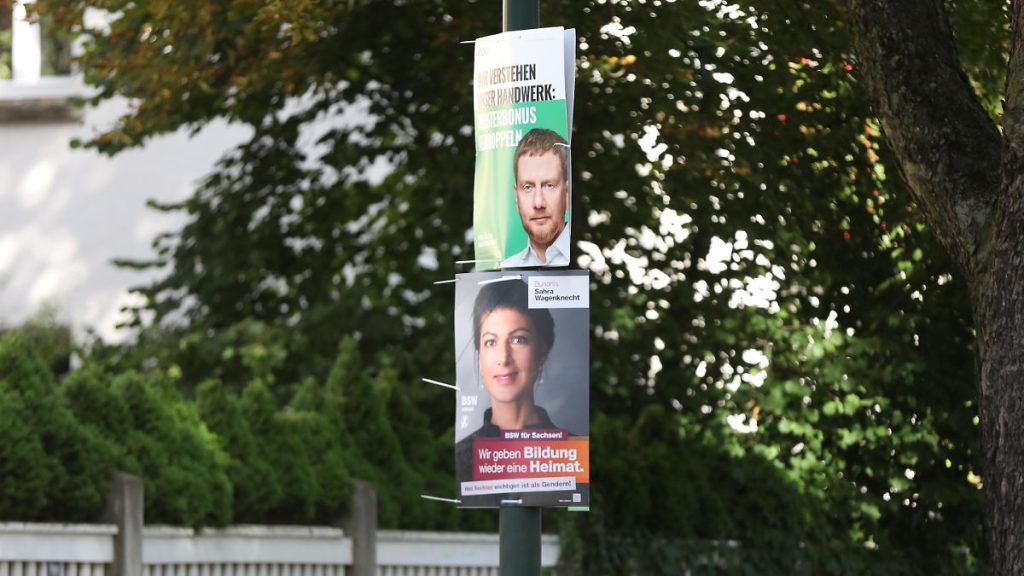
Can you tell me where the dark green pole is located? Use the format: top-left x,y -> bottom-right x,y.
499,1 -> 541,575
503,0 -> 538,32
500,503 -> 542,575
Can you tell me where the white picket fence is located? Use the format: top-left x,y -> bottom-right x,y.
0,524 -> 559,576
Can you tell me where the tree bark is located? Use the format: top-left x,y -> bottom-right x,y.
849,0 -> 1024,572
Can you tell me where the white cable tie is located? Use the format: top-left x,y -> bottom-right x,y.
459,40 -> 476,44
421,495 -> 462,504
500,499 -> 524,505
456,258 -> 501,265
478,274 -> 523,286
422,378 -> 459,391
433,279 -> 457,285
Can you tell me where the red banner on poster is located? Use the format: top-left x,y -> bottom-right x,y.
470,437 -> 590,483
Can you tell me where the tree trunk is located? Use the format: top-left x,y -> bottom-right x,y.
976,194 -> 1024,573
849,0 -> 1024,572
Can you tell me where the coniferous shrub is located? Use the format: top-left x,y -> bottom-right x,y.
0,331 -> 466,530
240,379 -> 320,523
62,367 -> 133,439
370,362 -> 431,528
326,337 -> 418,527
196,378 -> 283,523
289,372 -> 359,525
0,333 -> 119,521
0,389 -> 51,519
113,372 -> 232,527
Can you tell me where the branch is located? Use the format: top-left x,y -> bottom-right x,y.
847,0 -> 1001,280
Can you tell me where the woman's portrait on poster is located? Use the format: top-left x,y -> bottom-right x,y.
453,272 -> 589,507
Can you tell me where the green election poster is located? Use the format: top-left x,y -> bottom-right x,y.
473,27 -> 576,270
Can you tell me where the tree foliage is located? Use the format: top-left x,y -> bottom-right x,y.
6,0 -> 1007,572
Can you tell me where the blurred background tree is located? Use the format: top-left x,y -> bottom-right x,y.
0,0 -> 1004,572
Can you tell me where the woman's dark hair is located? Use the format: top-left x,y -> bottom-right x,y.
472,279 -> 555,353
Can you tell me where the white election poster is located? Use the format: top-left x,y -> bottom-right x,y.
472,27 -> 576,270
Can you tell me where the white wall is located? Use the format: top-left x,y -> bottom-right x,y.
0,98 -> 250,340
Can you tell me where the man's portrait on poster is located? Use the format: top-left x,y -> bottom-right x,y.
502,128 -> 571,268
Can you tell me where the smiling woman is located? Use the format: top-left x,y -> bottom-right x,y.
472,278 -> 554,428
